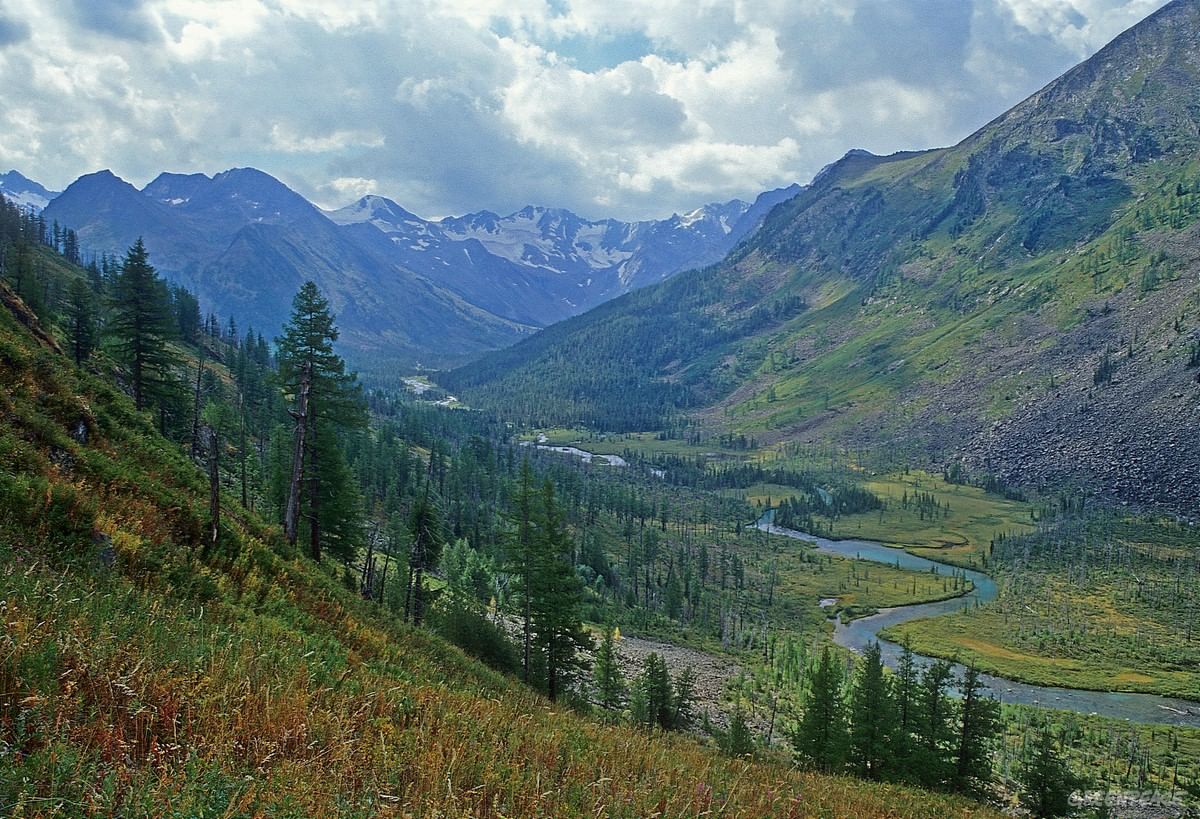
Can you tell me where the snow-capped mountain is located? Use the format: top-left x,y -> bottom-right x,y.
0,170 -> 60,212
36,164 -> 800,366
328,184 -> 800,325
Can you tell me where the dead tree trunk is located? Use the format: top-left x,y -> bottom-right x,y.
190,347 -> 206,461
283,361 -> 312,546
308,411 -> 321,562
206,423 -> 220,555
239,391 -> 248,509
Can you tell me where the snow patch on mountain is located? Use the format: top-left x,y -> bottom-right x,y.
0,170 -> 60,212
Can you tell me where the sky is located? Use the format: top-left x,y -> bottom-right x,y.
0,0 -> 1173,221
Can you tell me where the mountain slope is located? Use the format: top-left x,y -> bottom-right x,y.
41,166 -> 798,369
443,0 -> 1200,511
45,169 -> 532,368
0,170 -> 59,211
0,262 -> 990,817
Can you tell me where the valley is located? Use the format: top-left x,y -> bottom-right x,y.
3,1 -> 1200,816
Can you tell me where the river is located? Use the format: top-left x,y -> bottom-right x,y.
757,515 -> 1200,728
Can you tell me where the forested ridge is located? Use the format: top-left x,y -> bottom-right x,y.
2,192 -> 1019,815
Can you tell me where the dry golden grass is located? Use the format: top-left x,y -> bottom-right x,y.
0,301 -> 997,818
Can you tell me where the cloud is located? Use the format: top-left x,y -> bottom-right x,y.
320,176 -> 379,204
270,125 -> 385,154
0,0 -> 1173,221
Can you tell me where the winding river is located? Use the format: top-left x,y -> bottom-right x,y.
757,515 -> 1200,728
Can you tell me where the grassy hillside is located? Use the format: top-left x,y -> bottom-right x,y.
0,279 -> 996,816
443,0 -> 1200,511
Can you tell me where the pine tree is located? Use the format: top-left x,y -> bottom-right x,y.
405,485 -> 445,627
723,704 -> 755,757
632,653 -> 674,729
893,642 -> 917,723
275,281 -> 365,559
793,646 -> 847,772
953,663 -> 1001,795
892,640 -> 919,769
507,459 -> 538,683
848,642 -> 897,780
671,666 -> 696,730
529,479 -> 590,701
1019,728 -> 1084,818
107,238 -> 179,412
63,276 -> 96,366
913,659 -> 957,789
593,625 -> 626,711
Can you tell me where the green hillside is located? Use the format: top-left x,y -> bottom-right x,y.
443,0 -> 1200,511
0,240 -> 1002,816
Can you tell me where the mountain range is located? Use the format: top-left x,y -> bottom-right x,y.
1,164 -> 797,369
0,169 -> 59,211
443,0 -> 1200,512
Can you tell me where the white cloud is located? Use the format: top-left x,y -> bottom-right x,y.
0,0 -> 1173,221
992,0 -> 1165,54
320,175 -> 379,204
270,124 -> 385,154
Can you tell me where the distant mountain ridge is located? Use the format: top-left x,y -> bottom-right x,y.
443,0 -> 1200,512
327,185 -> 799,326
19,166 -> 798,366
0,170 -> 59,211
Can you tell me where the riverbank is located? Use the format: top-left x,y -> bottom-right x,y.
759,520 -> 1200,728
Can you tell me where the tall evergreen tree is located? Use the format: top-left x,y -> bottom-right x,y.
1019,728 -> 1084,818
275,281 -> 365,559
848,641 -> 897,780
723,704 -> 755,757
405,485 -> 445,627
793,646 -> 848,772
913,659 -> 957,789
529,479 -> 590,701
953,664 -> 1001,795
507,459 -> 538,683
632,653 -> 674,729
593,625 -> 626,711
63,276 -> 97,366
107,238 -> 180,413
891,640 -> 920,768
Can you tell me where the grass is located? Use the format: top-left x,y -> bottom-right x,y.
0,285 -> 996,817
998,704 -> 1200,802
880,568 -> 1200,700
824,471 -> 1035,568
528,427 -> 750,459
767,533 -> 974,626
879,514 -> 1200,700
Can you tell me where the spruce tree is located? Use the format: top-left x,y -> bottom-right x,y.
275,281 -> 365,559
63,276 -> 96,366
593,625 -> 626,711
953,663 -> 1001,795
507,459 -> 538,683
1019,728 -> 1084,818
913,659 -> 957,789
107,238 -> 179,412
529,479 -> 590,701
848,641 -> 897,780
723,704 -> 755,757
633,653 -> 674,729
671,666 -> 696,730
793,646 -> 848,772
891,640 -> 919,768
405,485 -> 445,627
